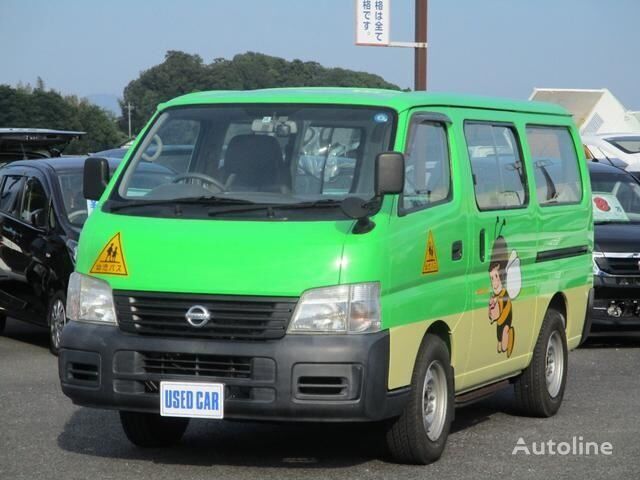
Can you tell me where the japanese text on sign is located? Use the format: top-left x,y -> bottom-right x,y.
356,0 -> 390,46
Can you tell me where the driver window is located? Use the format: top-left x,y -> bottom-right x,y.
402,121 -> 451,211
20,178 -> 47,225
295,126 -> 362,195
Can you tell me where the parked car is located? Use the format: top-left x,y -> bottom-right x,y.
589,161 -> 640,335
0,128 -> 84,165
59,88 -> 592,464
583,133 -> 640,179
0,155 -> 174,353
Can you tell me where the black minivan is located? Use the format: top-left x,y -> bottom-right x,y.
0,156 -> 174,353
0,157 -> 118,353
589,161 -> 640,335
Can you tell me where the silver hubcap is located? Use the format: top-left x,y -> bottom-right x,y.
545,331 -> 564,398
422,360 -> 448,441
50,299 -> 66,350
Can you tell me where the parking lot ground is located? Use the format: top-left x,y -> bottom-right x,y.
1,318 -> 639,480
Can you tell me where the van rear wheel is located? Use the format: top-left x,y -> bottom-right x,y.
386,334 -> 454,464
119,411 -> 189,447
513,309 -> 568,417
0,314 -> 5,335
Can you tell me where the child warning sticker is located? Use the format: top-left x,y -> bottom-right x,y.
89,232 -> 128,276
422,230 -> 439,274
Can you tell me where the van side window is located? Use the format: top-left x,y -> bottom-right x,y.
464,123 -> 527,210
0,175 -> 25,215
401,122 -> 450,211
526,126 -> 582,205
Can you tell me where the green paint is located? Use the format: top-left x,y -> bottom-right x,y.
80,87 -> 591,354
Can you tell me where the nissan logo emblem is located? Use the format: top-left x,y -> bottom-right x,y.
185,305 -> 211,328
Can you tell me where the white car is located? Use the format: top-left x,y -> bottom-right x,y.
583,133 -> 640,178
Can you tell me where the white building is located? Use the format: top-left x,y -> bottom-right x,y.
529,88 -> 640,135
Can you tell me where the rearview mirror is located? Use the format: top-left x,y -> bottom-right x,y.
374,152 -> 405,196
84,157 -> 111,201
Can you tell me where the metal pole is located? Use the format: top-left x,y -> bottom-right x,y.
126,103 -> 134,139
414,0 -> 428,91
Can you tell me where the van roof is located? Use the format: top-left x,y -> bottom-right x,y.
161,87 -> 570,117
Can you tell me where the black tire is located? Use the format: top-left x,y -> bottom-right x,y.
513,308 -> 568,417
48,291 -> 67,356
119,411 -> 189,447
0,314 -> 5,335
386,334 -> 454,465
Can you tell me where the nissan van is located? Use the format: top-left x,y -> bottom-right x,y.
58,88 -> 593,464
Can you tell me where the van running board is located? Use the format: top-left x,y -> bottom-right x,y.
454,379 -> 511,408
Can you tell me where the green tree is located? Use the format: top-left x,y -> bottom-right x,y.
0,84 -> 126,154
120,51 -> 400,134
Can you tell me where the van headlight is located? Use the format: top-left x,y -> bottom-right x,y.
66,272 -> 117,325
288,282 -> 381,334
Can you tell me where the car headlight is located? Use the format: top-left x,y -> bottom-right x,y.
288,282 -> 381,334
66,272 -> 117,325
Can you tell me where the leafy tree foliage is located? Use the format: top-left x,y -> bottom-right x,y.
0,83 -> 126,154
121,51 -> 401,134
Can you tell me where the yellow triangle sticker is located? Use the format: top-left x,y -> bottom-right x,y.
422,230 -> 439,274
89,232 -> 128,276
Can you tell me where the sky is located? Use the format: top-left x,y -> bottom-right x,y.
1,0 -> 638,113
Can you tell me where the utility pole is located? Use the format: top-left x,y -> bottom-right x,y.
414,0 -> 428,90
125,103 -> 135,139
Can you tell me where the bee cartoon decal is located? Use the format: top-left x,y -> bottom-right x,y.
487,220 -> 521,358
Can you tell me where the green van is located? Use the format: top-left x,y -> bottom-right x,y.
59,88 -> 593,464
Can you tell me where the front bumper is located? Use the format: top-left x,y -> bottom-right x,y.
58,322 -> 408,422
590,276 -> 640,334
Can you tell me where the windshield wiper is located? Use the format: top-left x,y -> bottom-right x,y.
108,195 -> 255,212
207,198 -> 343,217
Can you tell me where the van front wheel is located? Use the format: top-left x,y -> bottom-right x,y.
386,334 -> 454,464
0,314 -> 5,335
513,309 -> 568,417
119,411 -> 189,447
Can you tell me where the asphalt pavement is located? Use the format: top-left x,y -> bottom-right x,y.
1,318 -> 639,480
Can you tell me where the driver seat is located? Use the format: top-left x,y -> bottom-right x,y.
223,135 -> 286,191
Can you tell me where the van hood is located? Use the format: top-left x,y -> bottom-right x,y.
77,213 -> 355,297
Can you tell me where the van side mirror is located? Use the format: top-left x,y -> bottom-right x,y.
84,157 -> 111,201
375,152 -> 405,196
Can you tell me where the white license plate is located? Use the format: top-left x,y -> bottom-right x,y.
160,381 -> 224,419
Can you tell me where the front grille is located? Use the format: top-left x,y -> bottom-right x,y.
66,362 -> 99,385
596,257 -> 640,275
114,291 -> 297,340
297,376 -> 348,396
141,351 -> 252,378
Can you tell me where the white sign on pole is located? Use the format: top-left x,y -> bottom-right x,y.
355,0 -> 390,46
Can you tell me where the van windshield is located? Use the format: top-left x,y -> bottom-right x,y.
112,105 -> 395,219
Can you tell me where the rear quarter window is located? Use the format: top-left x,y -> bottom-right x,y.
526,126 -> 582,206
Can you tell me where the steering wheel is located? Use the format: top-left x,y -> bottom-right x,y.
141,134 -> 163,162
172,172 -> 226,192
68,209 -> 88,223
